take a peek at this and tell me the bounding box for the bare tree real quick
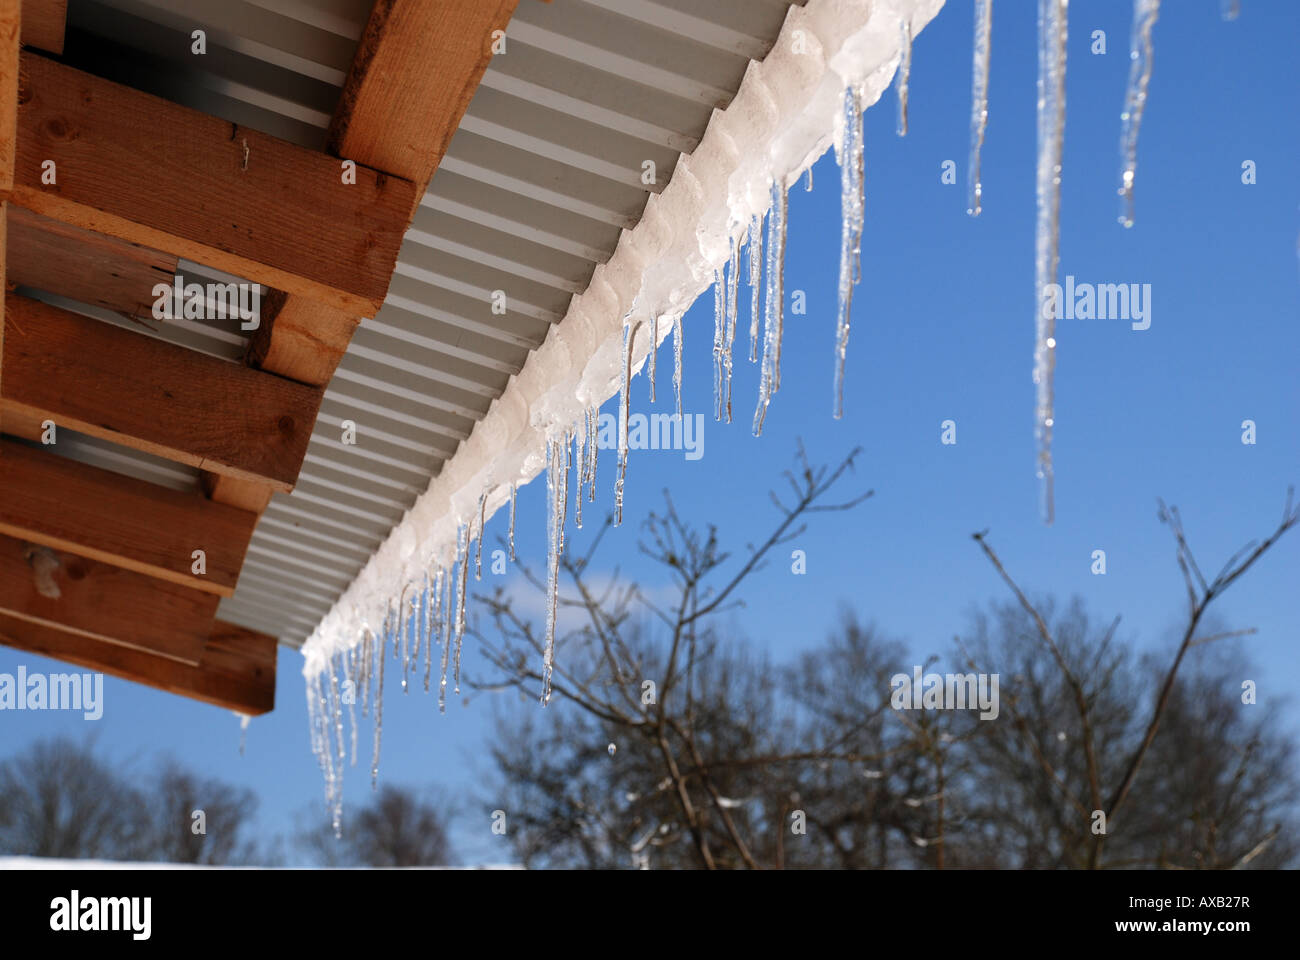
[961,489,1299,868]
[299,785,455,867]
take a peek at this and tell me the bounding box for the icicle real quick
[413,574,427,672]
[673,314,684,420]
[542,437,562,705]
[328,655,345,763]
[616,320,638,527]
[968,0,993,217]
[896,16,913,136]
[398,583,412,693]
[586,405,599,503]
[559,427,571,554]
[1034,0,1068,524]
[438,566,451,713]
[474,488,487,580]
[342,645,358,766]
[453,523,469,694]
[359,626,372,717]
[834,84,865,420]
[238,713,250,757]
[753,178,788,436]
[804,166,814,192]
[711,272,725,421]
[575,416,586,530]
[508,483,517,561]
[723,235,740,423]
[370,625,385,789]
[748,215,762,363]
[648,314,658,403]
[425,566,441,693]
[1117,0,1159,229]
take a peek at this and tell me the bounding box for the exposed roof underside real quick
[38,0,808,647]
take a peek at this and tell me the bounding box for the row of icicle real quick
[310,0,1189,823]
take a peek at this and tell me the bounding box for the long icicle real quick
[559,426,571,553]
[541,437,562,705]
[648,314,658,403]
[508,484,517,561]
[1117,0,1159,228]
[968,0,993,217]
[712,272,725,421]
[453,523,469,694]
[438,566,451,713]
[615,320,639,527]
[370,624,385,789]
[748,214,762,363]
[474,488,487,580]
[673,314,684,420]
[896,16,913,136]
[586,405,598,503]
[834,84,865,420]
[575,413,586,530]
[1034,0,1068,524]
[753,178,788,436]
[723,235,740,423]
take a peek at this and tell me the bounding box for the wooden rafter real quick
[6,205,175,315]
[0,532,218,664]
[2,292,323,491]
[19,0,65,56]
[0,438,257,597]
[0,615,276,714]
[12,53,417,315]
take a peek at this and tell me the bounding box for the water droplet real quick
[607,743,617,757]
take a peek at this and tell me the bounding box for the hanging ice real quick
[753,178,788,436]
[574,414,586,529]
[541,437,563,705]
[1117,0,1159,229]
[648,314,658,403]
[1034,0,1068,524]
[804,167,814,192]
[896,16,913,136]
[237,712,250,757]
[508,483,517,561]
[968,0,993,217]
[712,271,725,421]
[747,214,762,363]
[834,84,865,420]
[438,568,451,713]
[453,523,469,694]
[615,320,638,526]
[474,489,487,580]
[586,404,598,503]
[370,625,385,789]
[723,236,740,423]
[673,314,684,420]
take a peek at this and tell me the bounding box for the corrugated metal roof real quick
[36,0,806,647]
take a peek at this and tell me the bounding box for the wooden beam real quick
[0,531,217,664]
[202,473,274,514]
[232,1,521,403]
[330,0,519,190]
[20,0,65,55]
[2,293,322,490]
[0,615,277,714]
[13,52,416,315]
[245,288,358,388]
[0,438,257,597]
[6,205,175,315]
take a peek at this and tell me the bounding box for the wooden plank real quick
[6,205,175,315]
[330,0,519,190]
[20,0,65,56]
[0,0,15,199]
[3,293,323,490]
[13,53,416,315]
[202,473,274,514]
[0,615,277,714]
[245,288,358,387]
[0,437,257,597]
[0,531,217,664]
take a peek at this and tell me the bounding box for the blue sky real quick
[2,0,1296,866]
